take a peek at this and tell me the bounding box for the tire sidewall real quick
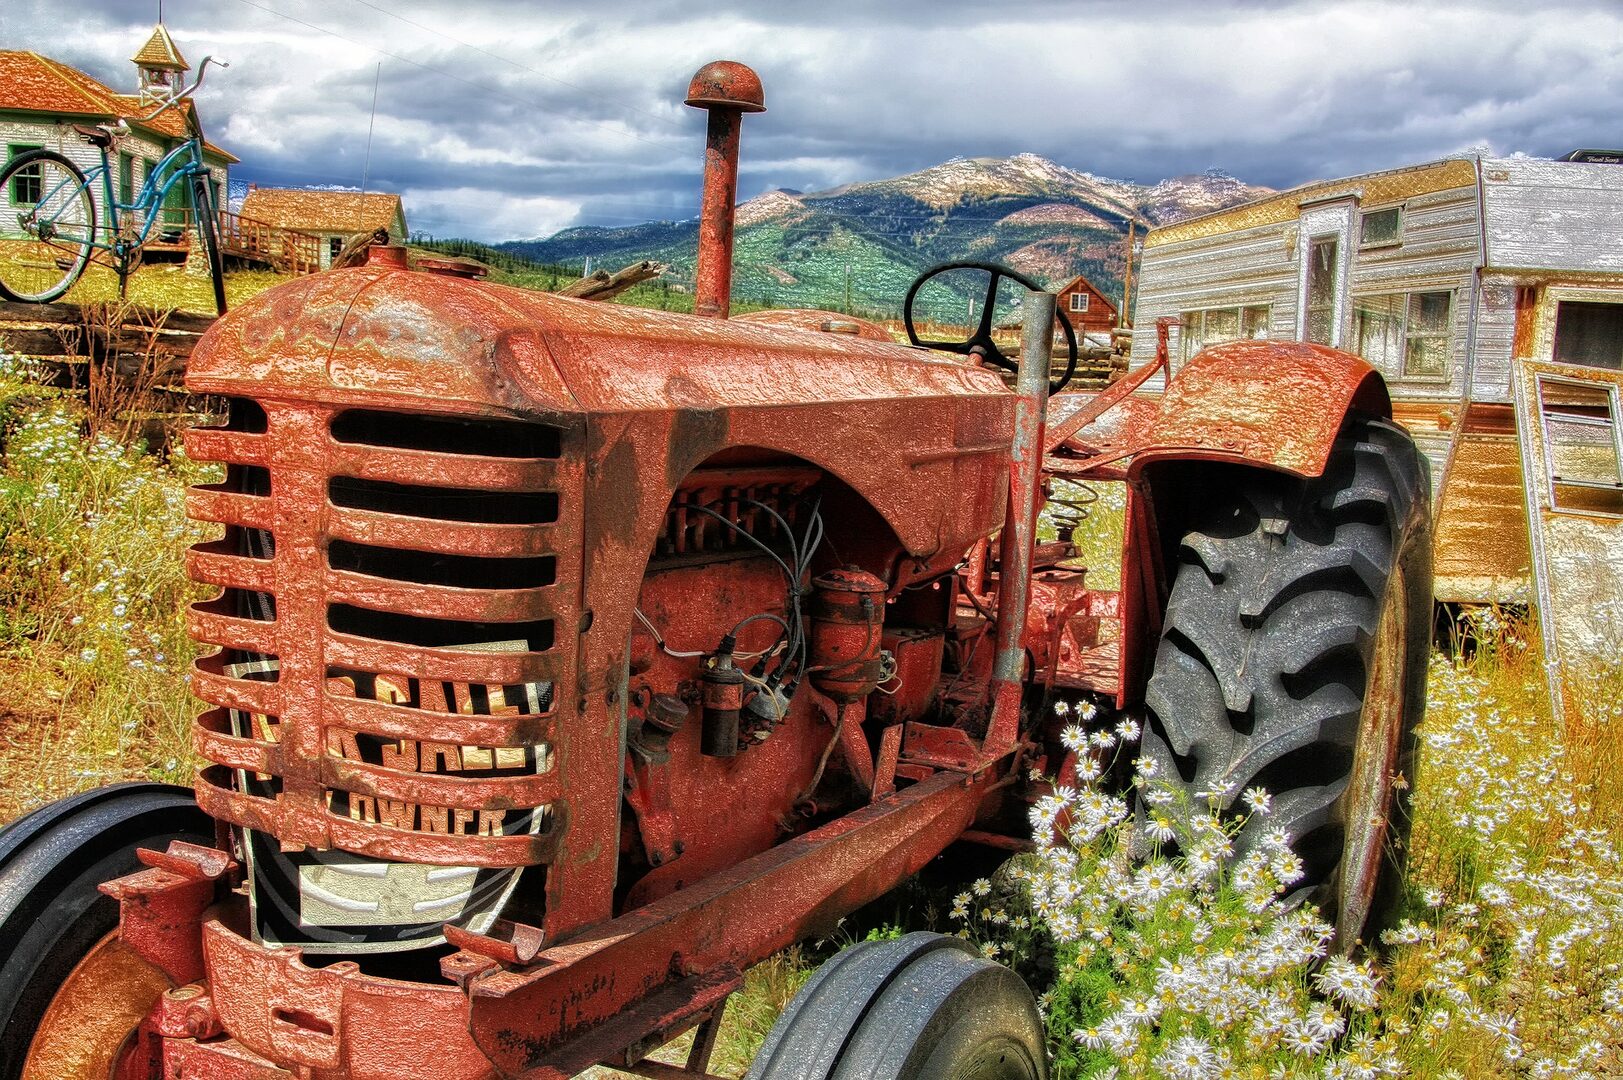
[0,790,210,1078]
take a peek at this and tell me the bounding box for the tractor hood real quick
[187,261,1018,560]
[188,264,1010,423]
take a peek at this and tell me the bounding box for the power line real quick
[233,0,672,148]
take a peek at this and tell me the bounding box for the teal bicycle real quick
[0,57,229,311]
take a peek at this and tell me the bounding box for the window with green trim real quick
[7,143,44,204]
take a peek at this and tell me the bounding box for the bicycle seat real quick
[72,124,115,149]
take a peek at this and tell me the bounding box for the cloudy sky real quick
[6,1,1620,241]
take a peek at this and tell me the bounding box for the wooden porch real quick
[141,209,323,275]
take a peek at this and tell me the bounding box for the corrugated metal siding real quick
[1132,179,1489,402]
[1483,158,1623,274]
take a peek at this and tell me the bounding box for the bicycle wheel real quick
[189,172,227,315]
[0,150,97,304]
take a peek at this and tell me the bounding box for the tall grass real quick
[0,349,215,819]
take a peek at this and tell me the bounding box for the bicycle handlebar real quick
[138,56,229,125]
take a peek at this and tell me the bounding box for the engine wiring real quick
[633,493,827,686]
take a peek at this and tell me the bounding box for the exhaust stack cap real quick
[685,61,765,113]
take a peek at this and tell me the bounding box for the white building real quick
[0,24,237,245]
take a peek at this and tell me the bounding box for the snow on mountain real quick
[735,188,809,229]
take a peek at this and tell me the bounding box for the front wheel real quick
[0,150,96,304]
[0,784,213,1080]
[1141,416,1432,950]
[748,932,1047,1080]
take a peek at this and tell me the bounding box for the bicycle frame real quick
[0,55,228,310]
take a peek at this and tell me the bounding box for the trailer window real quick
[1405,292,1452,378]
[1553,301,1623,370]
[1360,207,1402,248]
[1536,375,1623,516]
[1305,238,1339,345]
[1352,290,1452,380]
[1179,305,1271,361]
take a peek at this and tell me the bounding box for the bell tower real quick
[132,23,190,104]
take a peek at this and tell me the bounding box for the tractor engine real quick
[178,256,1015,973]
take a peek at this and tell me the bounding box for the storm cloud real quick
[7,0,1619,240]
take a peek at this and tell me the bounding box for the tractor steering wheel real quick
[902,260,1079,394]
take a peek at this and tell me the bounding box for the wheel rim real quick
[21,932,170,1080]
[1334,563,1410,949]
[0,157,94,302]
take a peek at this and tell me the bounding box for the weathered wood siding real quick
[1482,158,1623,274]
[0,117,228,234]
[1131,172,1483,403]
[1128,219,1298,390]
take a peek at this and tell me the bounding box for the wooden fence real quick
[0,299,211,382]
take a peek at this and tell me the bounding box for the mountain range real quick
[501,154,1272,317]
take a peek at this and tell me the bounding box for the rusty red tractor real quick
[0,61,1430,1080]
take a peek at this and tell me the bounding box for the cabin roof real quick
[0,50,236,162]
[240,188,406,235]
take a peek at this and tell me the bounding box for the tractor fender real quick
[1126,340,1391,480]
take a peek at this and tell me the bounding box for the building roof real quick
[240,189,406,235]
[0,50,237,163]
[1056,273,1117,310]
[131,24,189,71]
[1144,157,1480,250]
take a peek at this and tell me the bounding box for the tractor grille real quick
[183,398,575,948]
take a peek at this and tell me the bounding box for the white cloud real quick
[9,0,1621,240]
[401,186,581,241]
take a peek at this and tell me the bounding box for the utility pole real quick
[1120,221,1136,329]
[359,62,381,232]
[843,262,851,314]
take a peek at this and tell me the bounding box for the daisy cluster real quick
[979,648,1623,1078]
[0,397,219,804]
[991,716,1396,1079]
[1379,663,1623,1076]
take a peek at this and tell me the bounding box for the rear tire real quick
[1141,416,1431,950]
[747,932,1046,1080]
[0,784,212,1080]
[0,150,96,304]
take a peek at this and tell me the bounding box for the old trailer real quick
[1129,153,1623,630]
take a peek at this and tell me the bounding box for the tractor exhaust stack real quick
[686,60,764,319]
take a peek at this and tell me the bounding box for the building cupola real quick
[131,23,189,104]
